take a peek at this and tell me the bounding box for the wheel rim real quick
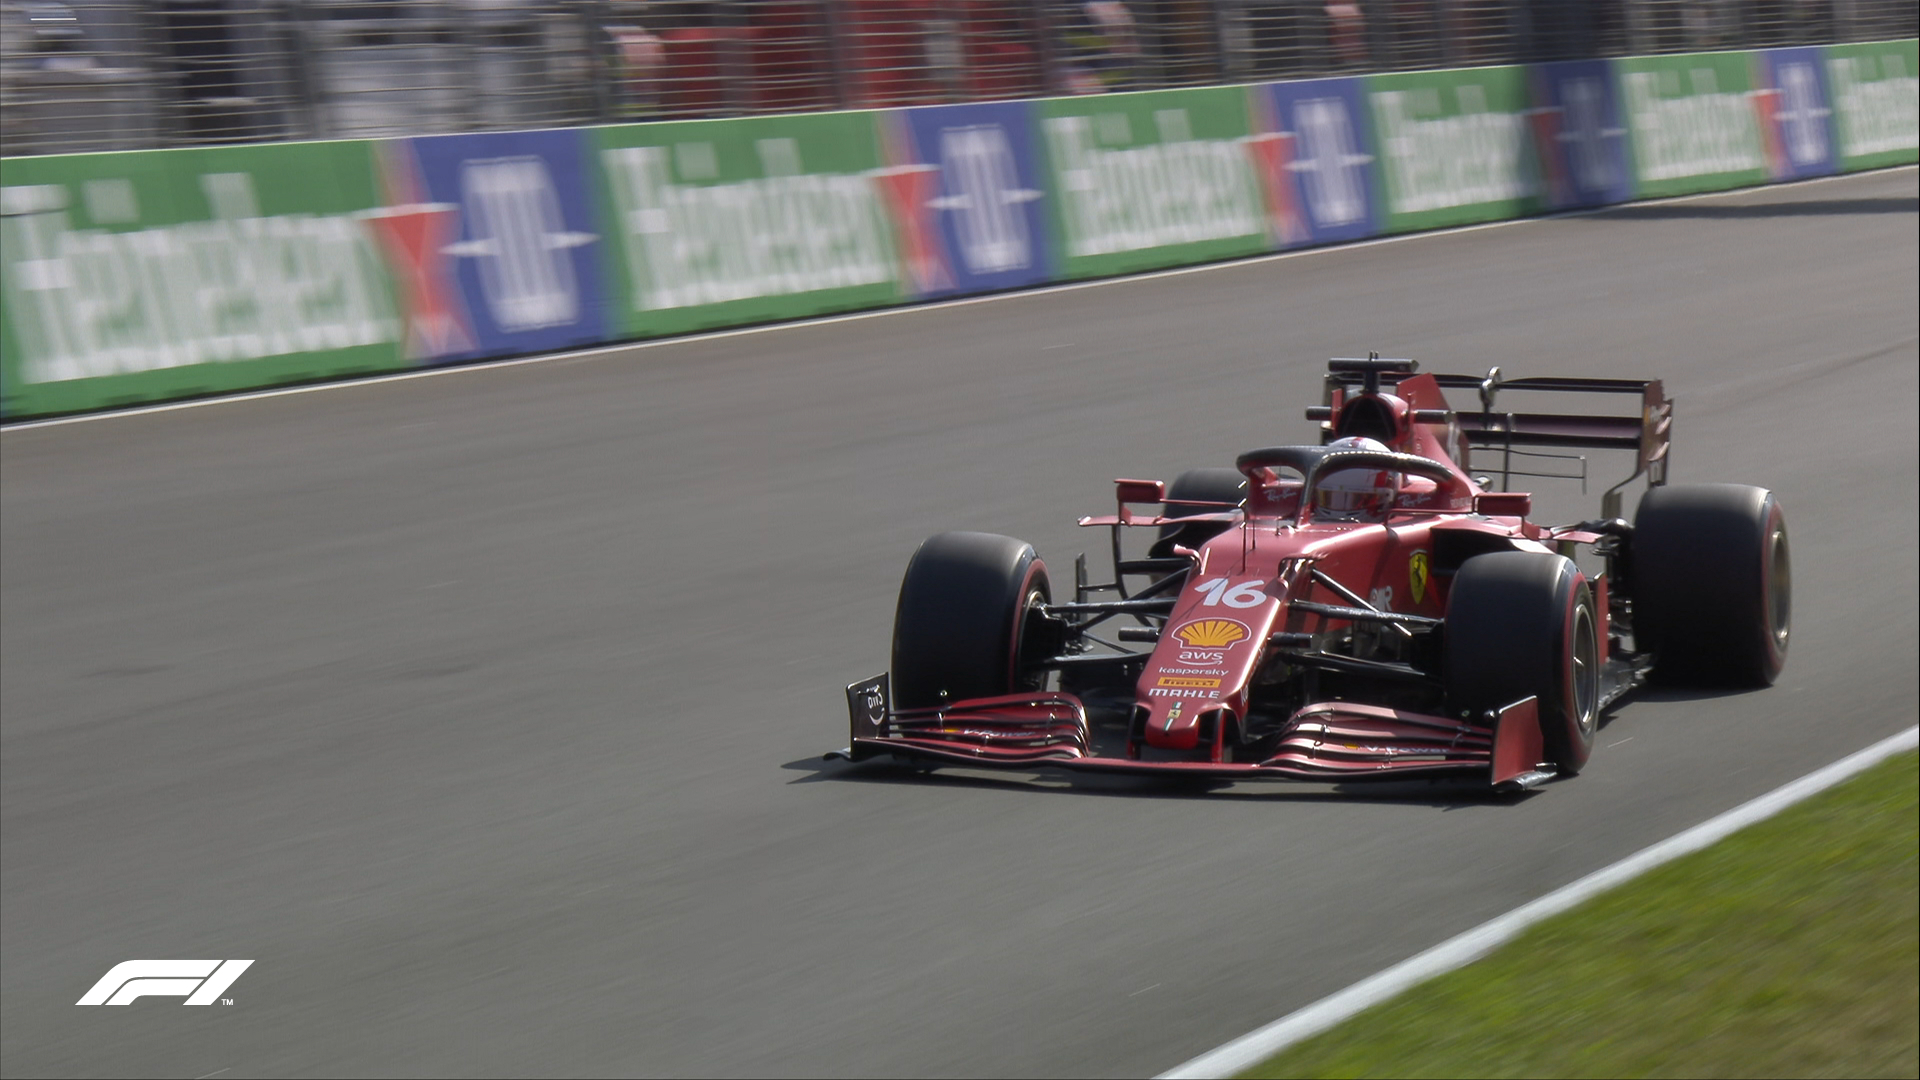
[1010,577,1051,693]
[1571,601,1599,736]
[1767,524,1791,654]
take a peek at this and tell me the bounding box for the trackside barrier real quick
[2,40,1913,419]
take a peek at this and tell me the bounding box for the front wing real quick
[830,675,1555,792]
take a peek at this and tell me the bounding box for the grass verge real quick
[1242,751,1919,1079]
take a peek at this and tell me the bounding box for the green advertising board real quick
[0,142,403,417]
[1366,66,1543,233]
[1617,50,1770,198]
[1035,86,1270,279]
[1825,39,1920,171]
[591,112,908,339]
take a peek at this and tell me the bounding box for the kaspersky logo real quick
[1172,618,1250,648]
[77,960,252,1005]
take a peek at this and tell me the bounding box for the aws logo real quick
[1172,618,1250,648]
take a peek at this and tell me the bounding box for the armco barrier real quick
[2,41,1914,420]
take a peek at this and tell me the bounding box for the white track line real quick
[4,165,1911,434]
[1156,723,1920,1080]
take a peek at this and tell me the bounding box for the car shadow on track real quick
[780,755,1538,809]
[1590,196,1917,220]
[1629,683,1782,704]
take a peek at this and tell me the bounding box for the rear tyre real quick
[1150,468,1246,557]
[1446,551,1601,775]
[1633,484,1789,686]
[891,532,1052,709]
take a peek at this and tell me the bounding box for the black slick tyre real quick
[1150,468,1246,557]
[1445,551,1601,775]
[891,532,1051,710]
[1633,483,1789,686]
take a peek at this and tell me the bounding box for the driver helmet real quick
[1316,436,1396,521]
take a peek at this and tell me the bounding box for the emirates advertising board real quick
[0,141,405,418]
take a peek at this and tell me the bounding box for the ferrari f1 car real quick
[835,357,1789,791]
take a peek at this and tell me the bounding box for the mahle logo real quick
[77,960,252,1005]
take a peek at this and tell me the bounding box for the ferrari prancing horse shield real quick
[1409,550,1430,605]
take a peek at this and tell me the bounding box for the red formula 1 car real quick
[835,357,1790,791]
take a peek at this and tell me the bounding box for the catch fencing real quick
[3,1,1915,155]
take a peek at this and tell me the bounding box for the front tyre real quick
[1150,468,1246,557]
[1633,484,1790,686]
[891,532,1052,710]
[1446,552,1601,775]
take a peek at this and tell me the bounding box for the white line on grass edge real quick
[3,165,1910,433]
[1158,723,1920,1080]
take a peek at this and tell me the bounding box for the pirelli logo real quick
[1157,676,1221,690]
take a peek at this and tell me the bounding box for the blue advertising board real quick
[383,128,608,363]
[1254,76,1379,246]
[885,101,1052,299]
[1527,60,1634,210]
[1754,47,1838,181]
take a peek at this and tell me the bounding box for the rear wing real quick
[1308,360,1671,520]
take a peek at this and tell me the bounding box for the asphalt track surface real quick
[3,169,1916,1079]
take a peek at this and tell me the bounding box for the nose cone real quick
[1142,697,1206,750]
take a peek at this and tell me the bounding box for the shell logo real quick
[1172,618,1250,648]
